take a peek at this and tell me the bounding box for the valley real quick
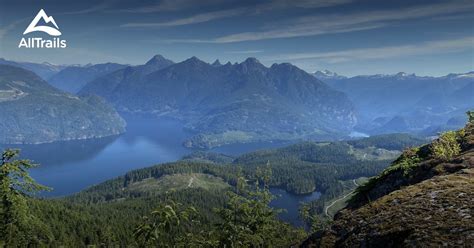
[0,55,471,247]
[78,56,357,148]
[5,117,472,247]
[315,70,473,136]
[1,56,471,149]
[1,0,473,246]
[3,111,419,224]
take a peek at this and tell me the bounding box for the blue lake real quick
[269,188,321,227]
[1,116,192,197]
[0,116,315,225]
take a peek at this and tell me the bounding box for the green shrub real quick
[431,131,461,161]
[467,110,474,123]
[386,147,422,177]
[351,147,422,202]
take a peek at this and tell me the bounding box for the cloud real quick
[191,0,474,43]
[214,23,385,43]
[256,0,353,11]
[0,21,20,39]
[0,17,30,40]
[0,1,112,38]
[118,0,351,13]
[121,7,248,28]
[119,0,353,27]
[115,0,225,13]
[60,1,113,15]
[264,36,474,63]
[226,50,264,54]
[158,23,384,44]
[0,2,112,41]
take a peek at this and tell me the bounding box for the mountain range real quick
[0,58,66,80]
[314,70,474,135]
[79,55,356,148]
[1,56,472,147]
[48,63,128,93]
[0,64,126,144]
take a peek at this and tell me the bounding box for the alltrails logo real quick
[18,9,67,48]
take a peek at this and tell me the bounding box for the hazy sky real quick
[0,0,473,76]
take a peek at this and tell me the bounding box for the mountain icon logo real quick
[23,9,61,36]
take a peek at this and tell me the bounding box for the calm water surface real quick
[269,188,321,227]
[1,117,191,196]
[0,116,314,225]
[0,116,291,196]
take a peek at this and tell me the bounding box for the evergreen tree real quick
[0,149,50,246]
[215,166,304,247]
[134,200,198,247]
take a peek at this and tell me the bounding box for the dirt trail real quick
[187,177,194,187]
[324,179,359,218]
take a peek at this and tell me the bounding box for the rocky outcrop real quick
[302,121,474,247]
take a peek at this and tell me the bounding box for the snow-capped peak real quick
[314,69,346,79]
[453,72,474,78]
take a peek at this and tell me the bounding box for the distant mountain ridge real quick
[80,55,356,148]
[6,55,469,146]
[0,64,126,144]
[314,70,346,80]
[48,63,128,93]
[0,58,66,80]
[79,55,175,99]
[315,70,474,135]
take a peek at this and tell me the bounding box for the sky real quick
[0,0,473,76]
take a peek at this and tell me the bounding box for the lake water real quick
[269,188,321,227]
[1,116,192,196]
[0,116,315,226]
[349,131,370,138]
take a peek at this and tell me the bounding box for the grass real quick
[349,146,401,161]
[324,177,368,218]
[126,173,231,194]
[351,147,424,202]
[354,177,369,186]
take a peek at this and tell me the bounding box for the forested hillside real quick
[0,133,426,246]
[80,56,357,148]
[0,65,126,144]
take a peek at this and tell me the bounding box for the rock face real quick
[302,121,474,247]
[0,65,126,144]
[80,56,356,148]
